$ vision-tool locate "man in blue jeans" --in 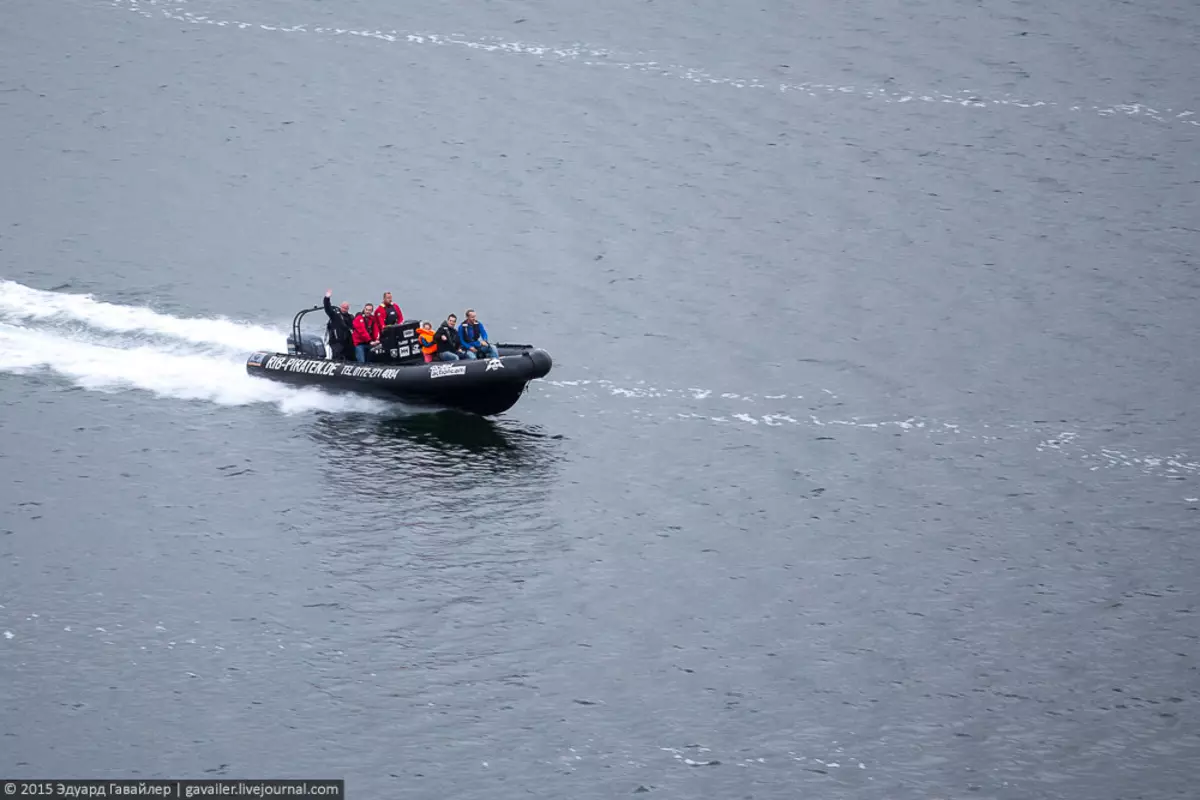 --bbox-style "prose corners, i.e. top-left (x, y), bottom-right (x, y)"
top-left (458, 308), bottom-right (499, 359)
